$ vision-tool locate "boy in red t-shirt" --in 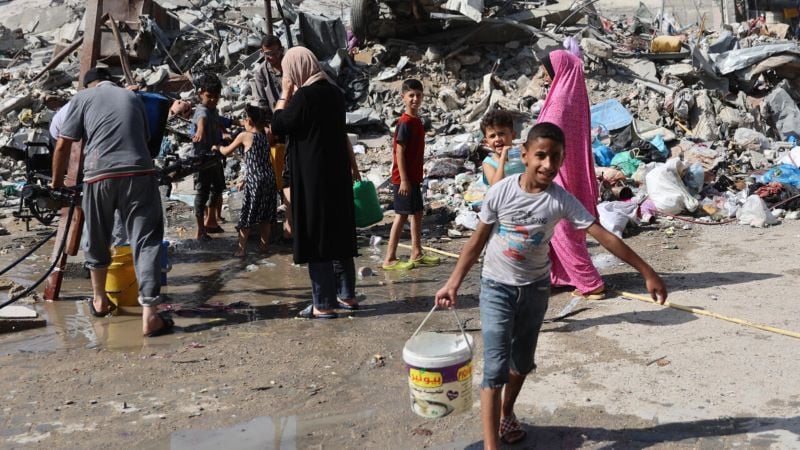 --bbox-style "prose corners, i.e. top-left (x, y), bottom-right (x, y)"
top-left (382, 79), bottom-right (440, 270)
